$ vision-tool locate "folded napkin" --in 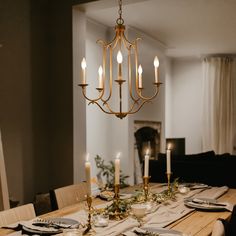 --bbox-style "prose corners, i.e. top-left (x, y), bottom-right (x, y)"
top-left (195, 186), bottom-right (229, 200)
top-left (95, 218), bottom-right (139, 236)
top-left (143, 202), bottom-right (193, 228)
top-left (123, 227), bottom-right (183, 236)
top-left (185, 186), bottom-right (234, 212)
